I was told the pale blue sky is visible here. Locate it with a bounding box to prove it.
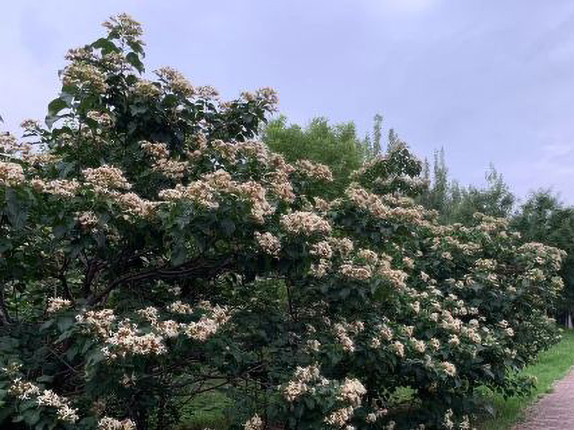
[2,1,574,202]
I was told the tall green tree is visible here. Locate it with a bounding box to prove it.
[388,128,400,151]
[420,150,515,224]
[262,116,365,197]
[424,148,450,217]
[450,164,515,222]
[372,113,383,155]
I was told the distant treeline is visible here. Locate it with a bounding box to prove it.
[263,114,574,325]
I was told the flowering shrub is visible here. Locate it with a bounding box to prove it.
[0,14,565,430]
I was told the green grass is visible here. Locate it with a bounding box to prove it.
[477,329,574,430]
[174,390,232,430]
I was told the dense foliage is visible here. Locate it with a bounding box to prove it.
[0,15,565,430]
[263,117,366,197]
[419,152,574,322]
[512,190,574,325]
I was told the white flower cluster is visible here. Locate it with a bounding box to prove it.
[0,161,25,186]
[160,169,274,223]
[443,408,454,429]
[310,258,331,278]
[339,263,372,281]
[255,232,281,256]
[256,87,279,107]
[337,378,366,407]
[76,211,99,229]
[9,379,79,424]
[140,141,170,160]
[87,111,114,128]
[195,85,219,99]
[8,378,40,400]
[375,174,426,191]
[283,364,328,402]
[76,309,117,338]
[267,170,296,203]
[102,13,143,44]
[77,301,231,361]
[133,80,161,98]
[321,378,367,429]
[31,178,81,197]
[102,319,167,360]
[310,241,333,259]
[23,153,60,167]
[390,340,405,357]
[113,192,157,219]
[243,414,263,430]
[280,211,332,235]
[98,416,137,430]
[365,407,388,423]
[47,297,72,313]
[235,181,273,223]
[183,304,230,341]
[333,323,356,352]
[473,213,508,233]
[376,324,394,343]
[295,159,333,182]
[240,87,279,108]
[324,406,354,428]
[0,133,29,154]
[62,63,108,93]
[346,185,426,226]
[211,140,271,165]
[140,141,188,179]
[335,250,407,290]
[410,339,426,353]
[168,300,194,314]
[518,241,566,271]
[440,361,457,377]
[155,67,194,97]
[329,237,355,257]
[83,165,132,192]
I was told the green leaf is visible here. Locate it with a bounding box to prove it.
[53,224,70,239]
[126,52,144,73]
[91,38,119,55]
[5,189,28,230]
[36,375,53,383]
[40,320,53,331]
[57,316,74,332]
[47,97,68,117]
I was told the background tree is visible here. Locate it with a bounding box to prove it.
[420,150,515,224]
[262,116,366,197]
[387,128,400,151]
[512,190,574,327]
[420,148,449,218]
[372,113,383,155]
[448,165,515,222]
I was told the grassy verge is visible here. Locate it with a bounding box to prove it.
[477,329,574,430]
[174,390,232,430]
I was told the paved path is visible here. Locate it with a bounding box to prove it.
[512,366,574,430]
